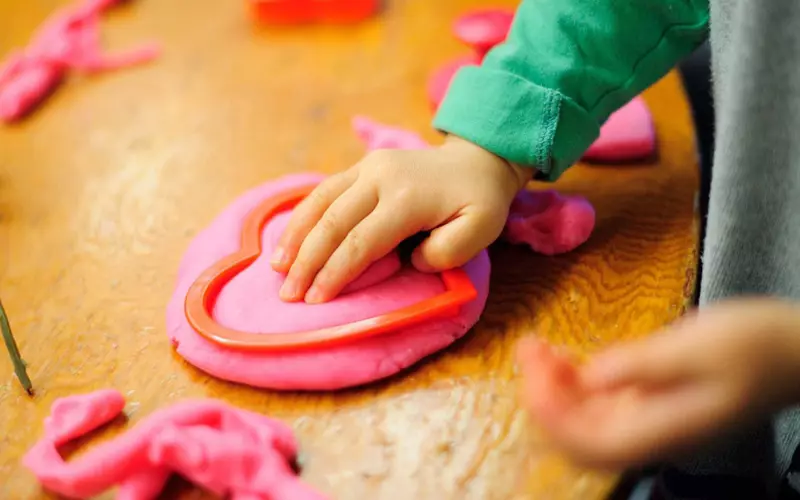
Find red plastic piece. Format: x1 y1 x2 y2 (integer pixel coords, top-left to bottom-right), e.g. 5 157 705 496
427 8 514 110
184 183 478 352
250 0 378 25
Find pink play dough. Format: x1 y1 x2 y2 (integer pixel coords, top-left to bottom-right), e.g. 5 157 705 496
23 389 325 500
427 9 512 110
581 96 656 162
452 9 514 59
0 0 159 122
504 189 595 255
167 174 492 391
426 55 478 111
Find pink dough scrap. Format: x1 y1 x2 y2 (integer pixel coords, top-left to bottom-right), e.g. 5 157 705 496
23 389 325 500
504 189 596 255
582 96 656 162
167 174 491 390
452 9 514 58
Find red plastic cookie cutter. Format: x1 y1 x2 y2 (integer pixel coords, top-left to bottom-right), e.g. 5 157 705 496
427 9 514 110
250 0 378 25
184 183 478 352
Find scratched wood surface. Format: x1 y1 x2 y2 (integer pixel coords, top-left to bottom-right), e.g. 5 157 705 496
0 0 700 498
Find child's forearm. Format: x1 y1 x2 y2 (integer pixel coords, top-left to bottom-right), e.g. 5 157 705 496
434 0 709 181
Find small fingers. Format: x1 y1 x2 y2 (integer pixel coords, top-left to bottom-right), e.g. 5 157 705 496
580 332 697 391
541 383 726 470
305 204 421 303
272 172 356 273
279 185 378 301
518 339 719 470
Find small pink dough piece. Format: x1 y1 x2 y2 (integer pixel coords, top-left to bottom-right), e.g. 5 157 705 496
23 390 326 500
452 9 514 58
426 54 478 110
504 189 595 255
167 174 492 391
582 96 656 162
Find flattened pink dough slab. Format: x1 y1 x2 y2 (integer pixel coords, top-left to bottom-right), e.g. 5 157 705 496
23 389 325 500
167 174 491 391
582 96 656 162
168 119 596 391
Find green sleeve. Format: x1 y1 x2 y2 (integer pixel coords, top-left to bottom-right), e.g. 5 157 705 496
433 0 709 181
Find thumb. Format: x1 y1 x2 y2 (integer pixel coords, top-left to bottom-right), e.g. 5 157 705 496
411 213 500 272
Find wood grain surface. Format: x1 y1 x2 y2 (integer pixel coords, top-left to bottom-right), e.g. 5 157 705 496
0 0 700 498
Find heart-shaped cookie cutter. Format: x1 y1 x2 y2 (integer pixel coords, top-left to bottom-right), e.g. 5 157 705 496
184 183 478 351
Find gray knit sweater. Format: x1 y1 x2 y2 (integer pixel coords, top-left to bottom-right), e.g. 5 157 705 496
682 0 800 491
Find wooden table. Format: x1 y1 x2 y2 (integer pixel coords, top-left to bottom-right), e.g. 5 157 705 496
0 0 700 498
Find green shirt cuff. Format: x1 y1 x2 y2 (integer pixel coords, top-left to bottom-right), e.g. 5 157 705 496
433 65 600 182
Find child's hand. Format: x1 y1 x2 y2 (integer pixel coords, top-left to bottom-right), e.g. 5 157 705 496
517 299 800 470
271 135 531 303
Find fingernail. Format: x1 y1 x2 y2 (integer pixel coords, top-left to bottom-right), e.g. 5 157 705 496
305 286 325 304
271 247 287 267
279 279 299 301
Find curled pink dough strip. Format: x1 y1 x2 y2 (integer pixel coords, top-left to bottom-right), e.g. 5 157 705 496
23 389 326 500
0 57 63 121
0 0 160 122
351 116 596 254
